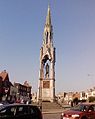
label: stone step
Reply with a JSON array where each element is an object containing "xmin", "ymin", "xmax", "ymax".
[
  {"xmin": 42, "ymin": 102, "xmax": 63, "ymax": 110},
  {"xmin": 32, "ymin": 101, "xmax": 63, "ymax": 112}
]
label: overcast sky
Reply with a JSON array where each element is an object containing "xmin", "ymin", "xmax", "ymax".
[{"xmin": 0, "ymin": 0, "xmax": 95, "ymax": 93}]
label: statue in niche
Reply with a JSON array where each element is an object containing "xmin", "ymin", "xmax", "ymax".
[{"xmin": 45, "ymin": 63, "xmax": 49, "ymax": 78}]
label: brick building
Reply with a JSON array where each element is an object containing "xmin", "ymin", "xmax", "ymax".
[
  {"xmin": 14, "ymin": 81, "xmax": 32, "ymax": 103},
  {"xmin": 0, "ymin": 70, "xmax": 12, "ymax": 101}
]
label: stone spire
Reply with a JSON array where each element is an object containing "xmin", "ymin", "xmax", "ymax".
[
  {"xmin": 43, "ymin": 5, "xmax": 53, "ymax": 47},
  {"xmin": 46, "ymin": 5, "xmax": 51, "ymax": 26}
]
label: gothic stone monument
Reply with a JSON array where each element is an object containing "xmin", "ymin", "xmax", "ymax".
[{"xmin": 38, "ymin": 5, "xmax": 56, "ymax": 102}]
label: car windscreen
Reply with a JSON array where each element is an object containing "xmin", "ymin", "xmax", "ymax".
[
  {"xmin": 0, "ymin": 105, "xmax": 8, "ymax": 111},
  {"xmin": 70, "ymin": 104, "xmax": 88, "ymax": 111},
  {"xmin": 0, "ymin": 105, "xmax": 5, "ymax": 111}
]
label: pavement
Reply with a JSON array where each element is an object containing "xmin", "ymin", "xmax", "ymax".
[{"xmin": 42, "ymin": 106, "xmax": 71, "ymax": 114}]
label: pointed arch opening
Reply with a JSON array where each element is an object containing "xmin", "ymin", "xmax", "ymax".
[{"xmin": 42, "ymin": 55, "xmax": 51, "ymax": 79}]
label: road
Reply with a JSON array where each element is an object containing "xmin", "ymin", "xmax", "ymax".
[{"xmin": 43, "ymin": 112, "xmax": 61, "ymax": 119}]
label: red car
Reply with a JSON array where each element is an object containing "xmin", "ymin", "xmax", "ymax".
[{"xmin": 61, "ymin": 102, "xmax": 95, "ymax": 119}]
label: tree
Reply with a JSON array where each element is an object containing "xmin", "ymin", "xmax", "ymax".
[
  {"xmin": 88, "ymin": 96, "xmax": 95, "ymax": 102},
  {"xmin": 73, "ymin": 97, "xmax": 78, "ymax": 105}
]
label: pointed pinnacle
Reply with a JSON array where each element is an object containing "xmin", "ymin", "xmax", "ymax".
[{"xmin": 46, "ymin": 5, "xmax": 51, "ymax": 25}]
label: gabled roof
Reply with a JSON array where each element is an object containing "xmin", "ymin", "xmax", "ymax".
[{"xmin": 0, "ymin": 70, "xmax": 9, "ymax": 81}]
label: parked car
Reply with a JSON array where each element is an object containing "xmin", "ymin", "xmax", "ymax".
[
  {"xmin": 0, "ymin": 101, "xmax": 9, "ymax": 106},
  {"xmin": 0, "ymin": 103, "xmax": 42, "ymax": 119},
  {"xmin": 61, "ymin": 102, "xmax": 95, "ymax": 119}
]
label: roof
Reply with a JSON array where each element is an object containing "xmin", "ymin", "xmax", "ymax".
[
  {"xmin": 0, "ymin": 103, "xmax": 38, "ymax": 108},
  {"xmin": 0, "ymin": 70, "xmax": 9, "ymax": 81}
]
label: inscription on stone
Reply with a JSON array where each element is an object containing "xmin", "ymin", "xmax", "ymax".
[{"xmin": 43, "ymin": 81, "xmax": 50, "ymax": 88}]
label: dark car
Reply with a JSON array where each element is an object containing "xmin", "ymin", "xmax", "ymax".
[
  {"xmin": 61, "ymin": 102, "xmax": 95, "ymax": 119},
  {"xmin": 0, "ymin": 103, "xmax": 42, "ymax": 119}
]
